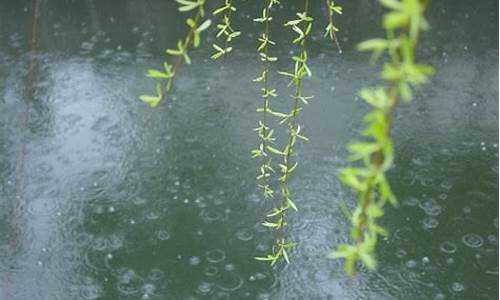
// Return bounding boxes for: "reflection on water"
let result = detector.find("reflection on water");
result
[0,0,498,299]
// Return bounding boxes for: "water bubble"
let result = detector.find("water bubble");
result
[449,282,465,293]
[439,241,457,254]
[422,256,430,264]
[446,257,455,265]
[106,253,113,260]
[157,230,170,241]
[462,233,483,248]
[463,206,471,214]
[130,219,136,225]
[189,256,201,266]
[206,249,225,263]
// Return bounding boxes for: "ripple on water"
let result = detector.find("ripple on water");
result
[462,233,484,248]
[449,282,465,293]
[217,271,243,292]
[197,281,214,296]
[204,265,219,277]
[148,268,165,281]
[206,249,225,263]
[419,199,442,216]
[80,284,102,300]
[235,228,253,241]
[439,241,457,254]
[117,269,144,296]
[157,230,170,241]
[189,256,201,266]
[422,217,439,229]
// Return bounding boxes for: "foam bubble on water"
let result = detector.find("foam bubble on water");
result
[462,233,483,248]
[439,241,457,254]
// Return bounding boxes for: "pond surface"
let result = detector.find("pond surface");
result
[0,0,498,299]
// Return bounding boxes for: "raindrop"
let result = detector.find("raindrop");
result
[462,233,483,248]
[422,256,430,264]
[108,206,115,213]
[439,241,457,254]
[189,256,201,266]
[446,257,455,265]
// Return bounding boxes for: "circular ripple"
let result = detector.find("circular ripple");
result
[439,241,457,254]
[217,272,243,292]
[449,282,465,293]
[235,228,253,241]
[206,249,225,263]
[422,217,439,229]
[157,230,170,241]
[117,270,144,296]
[462,233,483,248]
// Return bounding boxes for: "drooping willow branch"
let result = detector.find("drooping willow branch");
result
[251,0,280,203]
[324,0,343,53]
[255,0,314,266]
[211,0,241,59]
[329,0,434,276]
[140,0,211,107]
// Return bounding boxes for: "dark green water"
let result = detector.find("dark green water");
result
[0,0,498,299]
